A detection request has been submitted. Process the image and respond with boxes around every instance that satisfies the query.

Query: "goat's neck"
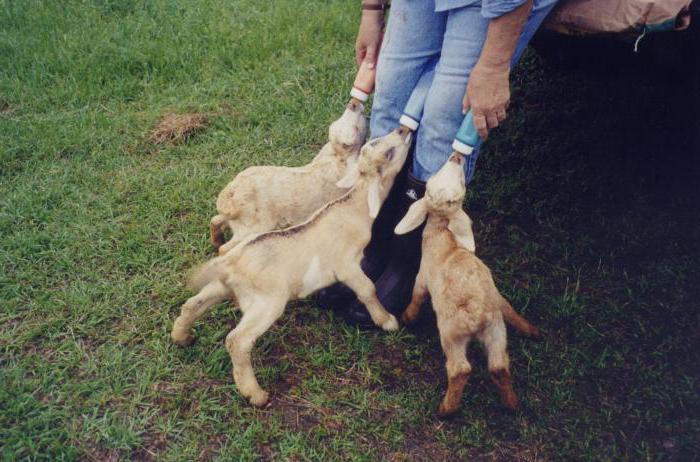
[423,215,460,260]
[310,142,336,164]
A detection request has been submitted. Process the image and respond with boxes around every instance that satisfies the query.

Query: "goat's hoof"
[528,326,544,340]
[381,315,399,331]
[171,332,196,347]
[248,390,270,408]
[400,311,416,325]
[501,393,520,412]
[503,400,520,412]
[437,401,459,419]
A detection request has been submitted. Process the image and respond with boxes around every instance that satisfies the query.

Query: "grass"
[1,0,699,460]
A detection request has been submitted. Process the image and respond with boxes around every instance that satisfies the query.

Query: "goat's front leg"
[172,280,230,346]
[340,266,398,331]
[225,297,285,407]
[401,271,428,325]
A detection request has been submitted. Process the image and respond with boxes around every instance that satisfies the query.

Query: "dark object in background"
[531,0,699,81]
[530,0,699,184]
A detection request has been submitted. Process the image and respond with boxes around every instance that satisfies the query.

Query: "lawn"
[1,0,698,460]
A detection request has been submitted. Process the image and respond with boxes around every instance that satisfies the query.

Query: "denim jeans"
[370,0,559,182]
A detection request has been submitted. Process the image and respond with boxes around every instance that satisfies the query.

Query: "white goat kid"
[172,128,413,407]
[210,100,368,254]
[395,153,542,417]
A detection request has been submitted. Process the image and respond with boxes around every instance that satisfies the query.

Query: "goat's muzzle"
[396,125,413,144]
[347,99,361,112]
[449,152,464,165]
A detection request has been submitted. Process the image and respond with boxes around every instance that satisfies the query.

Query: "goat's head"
[336,126,412,218]
[329,99,368,157]
[394,153,475,252]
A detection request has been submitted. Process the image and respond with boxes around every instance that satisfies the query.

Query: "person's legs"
[317,0,446,319]
[413,4,489,182]
[354,1,561,320]
[369,0,447,139]
[417,1,560,183]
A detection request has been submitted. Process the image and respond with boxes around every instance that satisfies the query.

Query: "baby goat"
[210,100,368,254]
[172,128,412,407]
[395,153,542,417]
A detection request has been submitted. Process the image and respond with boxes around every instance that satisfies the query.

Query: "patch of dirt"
[0,98,10,114]
[150,112,208,144]
[82,447,122,462]
[131,433,168,461]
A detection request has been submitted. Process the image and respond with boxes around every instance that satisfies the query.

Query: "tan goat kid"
[210,100,368,254]
[172,128,413,407]
[395,152,542,417]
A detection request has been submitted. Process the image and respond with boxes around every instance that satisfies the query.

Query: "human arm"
[355,1,388,68]
[463,0,533,139]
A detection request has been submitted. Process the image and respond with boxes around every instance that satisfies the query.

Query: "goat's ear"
[336,157,360,188]
[367,177,383,218]
[448,209,476,252]
[394,198,427,234]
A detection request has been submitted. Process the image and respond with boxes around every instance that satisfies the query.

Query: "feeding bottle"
[350,60,377,103]
[452,111,480,155]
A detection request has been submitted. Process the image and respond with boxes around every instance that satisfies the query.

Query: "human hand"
[462,61,510,140]
[355,10,384,68]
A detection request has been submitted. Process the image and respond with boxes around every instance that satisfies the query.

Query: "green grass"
[1,0,699,460]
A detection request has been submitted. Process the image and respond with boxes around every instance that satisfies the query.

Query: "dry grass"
[150,112,208,144]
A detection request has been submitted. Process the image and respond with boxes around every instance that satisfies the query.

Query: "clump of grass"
[150,113,208,144]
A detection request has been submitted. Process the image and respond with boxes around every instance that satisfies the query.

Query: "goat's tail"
[499,299,542,339]
[188,256,228,291]
[210,214,229,250]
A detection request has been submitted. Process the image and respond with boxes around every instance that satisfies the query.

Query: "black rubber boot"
[314,150,414,311]
[344,173,426,326]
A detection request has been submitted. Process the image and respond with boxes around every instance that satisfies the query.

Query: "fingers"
[496,109,507,123]
[486,113,500,130]
[472,112,489,140]
[364,45,378,69]
[473,109,508,139]
[463,101,508,140]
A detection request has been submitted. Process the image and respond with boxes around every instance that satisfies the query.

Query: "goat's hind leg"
[436,321,472,418]
[218,236,244,255]
[480,317,519,410]
[225,297,285,407]
[218,222,258,255]
[172,280,230,346]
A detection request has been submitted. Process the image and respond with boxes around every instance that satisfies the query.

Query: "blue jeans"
[370,0,558,182]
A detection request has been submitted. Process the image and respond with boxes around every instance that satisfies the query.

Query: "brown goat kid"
[395,153,542,417]
[172,128,413,407]
[210,100,368,254]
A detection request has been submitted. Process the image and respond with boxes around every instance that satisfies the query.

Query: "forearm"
[355,1,387,66]
[360,0,387,28]
[478,0,533,70]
